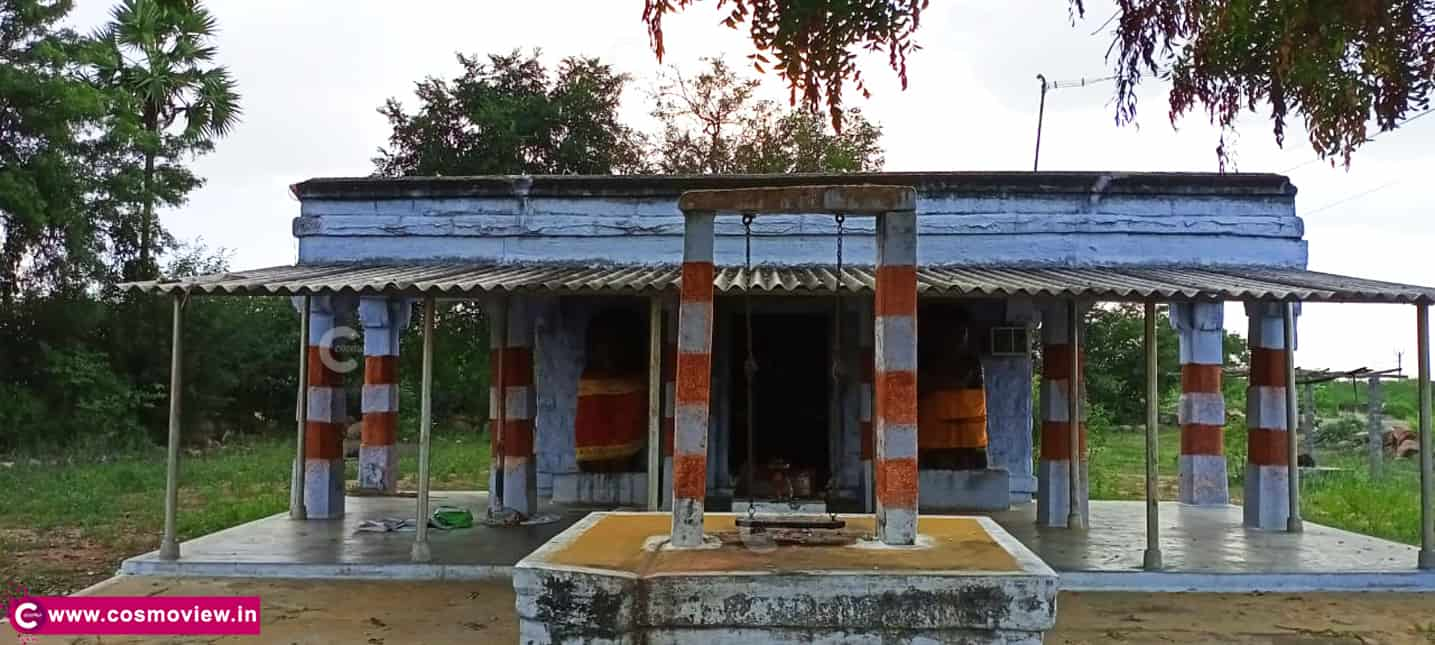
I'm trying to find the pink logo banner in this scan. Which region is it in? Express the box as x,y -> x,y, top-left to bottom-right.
5,596 -> 261,636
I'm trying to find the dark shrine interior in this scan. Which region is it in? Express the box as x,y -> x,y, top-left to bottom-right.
729,312 -> 831,497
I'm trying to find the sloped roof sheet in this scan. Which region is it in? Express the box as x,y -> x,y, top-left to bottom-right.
118,263 -> 1435,304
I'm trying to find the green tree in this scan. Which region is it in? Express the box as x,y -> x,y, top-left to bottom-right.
1081,303 -> 1245,424
653,58 -> 883,174
375,50 -> 655,431
89,0 -> 240,280
0,0 -> 109,305
374,50 -> 645,177
644,1 -> 1435,166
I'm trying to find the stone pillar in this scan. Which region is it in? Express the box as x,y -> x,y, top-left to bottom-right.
1037,302 -> 1088,527
303,296 -> 349,519
1171,302 -> 1229,505
661,304 -> 677,511
874,210 -> 919,545
358,297 -> 409,494
859,301 -> 876,513
1244,302 -> 1297,529
671,212 -> 714,548
490,297 -> 539,517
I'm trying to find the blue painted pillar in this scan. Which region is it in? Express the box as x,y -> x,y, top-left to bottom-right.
1171,302 -> 1230,506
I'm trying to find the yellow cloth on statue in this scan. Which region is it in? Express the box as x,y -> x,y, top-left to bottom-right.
918,388 -> 988,450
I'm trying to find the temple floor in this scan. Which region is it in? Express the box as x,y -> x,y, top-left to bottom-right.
120,492 -> 1435,591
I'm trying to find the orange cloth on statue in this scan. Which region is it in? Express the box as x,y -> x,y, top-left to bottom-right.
574,371 -> 647,463
918,388 -> 988,450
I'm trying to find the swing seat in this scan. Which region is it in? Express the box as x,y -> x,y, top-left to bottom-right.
736,514 -> 846,531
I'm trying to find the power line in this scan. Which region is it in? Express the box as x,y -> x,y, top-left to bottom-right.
1302,178 -> 1405,217
1047,75 -> 1117,90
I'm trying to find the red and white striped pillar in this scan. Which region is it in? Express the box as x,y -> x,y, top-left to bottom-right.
1244,302 -> 1297,529
858,301 -> 876,513
358,297 -> 409,494
874,210 -> 919,545
489,297 -> 538,517
660,304 -> 677,511
1037,302 -> 1088,527
303,296 -> 347,519
671,211 -> 714,548
1172,302 -> 1229,505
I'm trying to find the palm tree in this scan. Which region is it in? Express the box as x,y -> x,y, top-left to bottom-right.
91,0 -> 240,280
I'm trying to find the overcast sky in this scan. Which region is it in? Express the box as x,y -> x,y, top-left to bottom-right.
64,0 -> 1435,371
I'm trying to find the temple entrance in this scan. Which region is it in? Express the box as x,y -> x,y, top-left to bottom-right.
728,312 -> 831,499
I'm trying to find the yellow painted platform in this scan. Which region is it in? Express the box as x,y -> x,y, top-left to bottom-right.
543,513 -> 1019,575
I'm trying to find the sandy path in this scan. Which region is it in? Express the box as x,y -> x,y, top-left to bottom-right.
27,577 -> 1435,644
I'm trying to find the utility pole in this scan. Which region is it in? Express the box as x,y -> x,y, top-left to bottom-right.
1033,75 -> 1048,172
1369,375 -> 1384,478
1032,74 -> 1115,172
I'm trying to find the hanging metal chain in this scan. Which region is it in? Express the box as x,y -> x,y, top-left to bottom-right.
742,213 -> 758,517
827,213 -> 846,519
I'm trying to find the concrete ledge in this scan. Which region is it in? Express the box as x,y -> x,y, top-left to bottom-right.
551,472 -> 648,507
514,513 -> 1058,644
920,468 -> 1011,512
1058,570 -> 1435,593
121,554 -> 512,581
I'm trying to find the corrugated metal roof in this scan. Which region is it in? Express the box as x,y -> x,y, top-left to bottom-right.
118,263 -> 1435,304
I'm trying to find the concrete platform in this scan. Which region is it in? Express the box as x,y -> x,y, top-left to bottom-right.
513,512 -> 1058,644
983,501 -> 1435,592
122,492 -> 588,580
121,494 -> 1435,592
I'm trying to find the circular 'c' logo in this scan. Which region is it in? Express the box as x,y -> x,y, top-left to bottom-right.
10,598 -> 43,632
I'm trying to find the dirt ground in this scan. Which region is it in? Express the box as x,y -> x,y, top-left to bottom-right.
23,577 -> 1435,644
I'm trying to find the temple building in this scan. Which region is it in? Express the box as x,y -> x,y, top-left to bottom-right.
123,172 -> 1435,598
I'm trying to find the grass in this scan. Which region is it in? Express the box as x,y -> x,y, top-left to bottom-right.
0,433 -> 489,595
1316,377 -> 1420,423
1086,423 -> 1425,546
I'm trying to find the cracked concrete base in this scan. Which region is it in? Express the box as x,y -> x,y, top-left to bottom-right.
513,513 -> 1057,644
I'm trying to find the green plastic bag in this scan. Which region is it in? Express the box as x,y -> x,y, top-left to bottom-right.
431,506 -> 474,530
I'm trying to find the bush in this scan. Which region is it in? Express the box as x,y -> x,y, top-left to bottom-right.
1316,414 -> 1365,447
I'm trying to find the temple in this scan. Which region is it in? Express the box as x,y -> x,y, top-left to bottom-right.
120,171 -> 1435,641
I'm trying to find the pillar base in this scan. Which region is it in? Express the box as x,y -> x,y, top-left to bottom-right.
358,444 -> 399,494
877,506 -> 918,545
410,540 -> 431,563
1420,550 -> 1435,570
490,457 -> 538,517
158,539 -> 179,561
1142,549 -> 1163,571
1036,459 -> 1088,527
304,458 -> 345,519
1243,464 -> 1290,530
1179,454 -> 1230,505
670,498 -> 706,548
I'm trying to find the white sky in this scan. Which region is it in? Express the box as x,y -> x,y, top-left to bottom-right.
64,0 -> 1435,371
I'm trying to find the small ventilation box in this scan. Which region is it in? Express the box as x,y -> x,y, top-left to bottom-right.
989,325 -> 1032,357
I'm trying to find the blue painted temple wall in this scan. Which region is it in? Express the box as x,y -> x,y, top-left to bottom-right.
291,173 -> 1302,504
292,174 -> 1304,268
